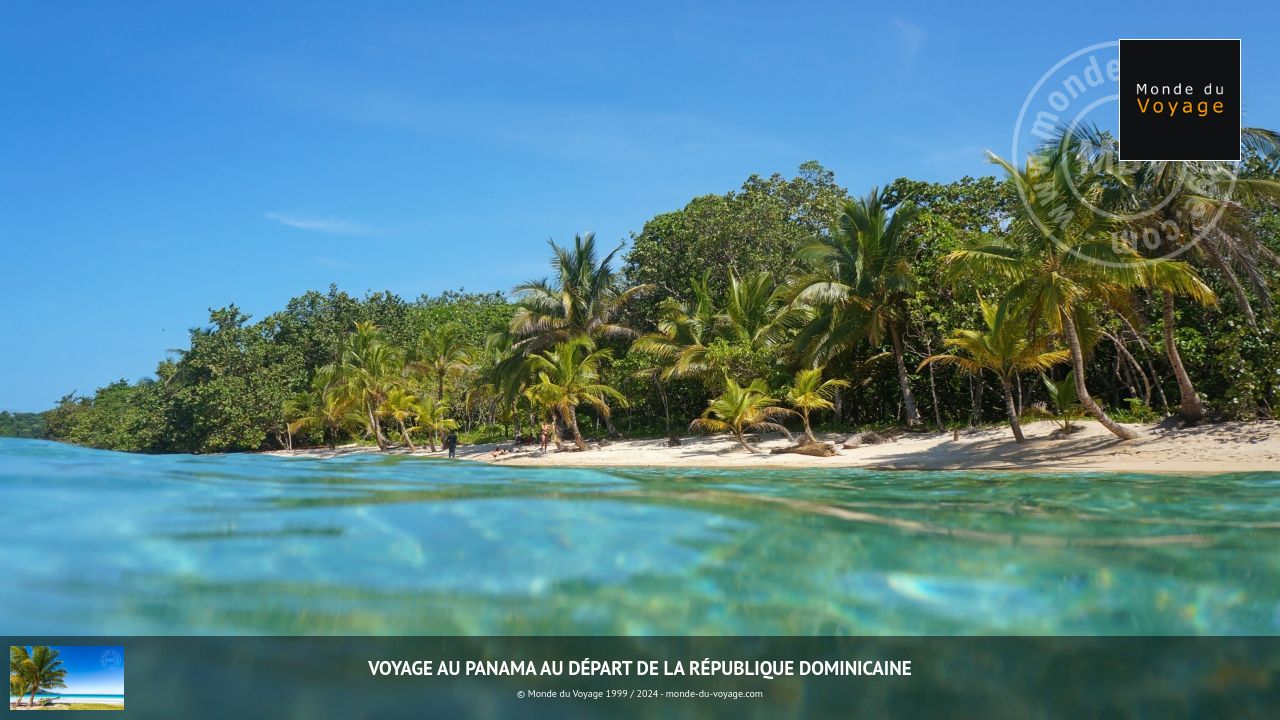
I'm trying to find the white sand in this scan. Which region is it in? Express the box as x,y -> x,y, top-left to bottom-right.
9,699 -> 124,710
269,419 -> 1280,473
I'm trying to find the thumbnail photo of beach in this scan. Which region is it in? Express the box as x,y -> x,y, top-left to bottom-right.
10,646 -> 124,711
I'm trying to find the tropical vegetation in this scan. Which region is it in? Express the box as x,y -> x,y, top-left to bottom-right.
10,646 -> 67,709
10,137 -> 1280,453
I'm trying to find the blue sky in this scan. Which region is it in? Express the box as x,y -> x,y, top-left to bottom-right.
10,646 -> 125,696
3,1 -> 1279,411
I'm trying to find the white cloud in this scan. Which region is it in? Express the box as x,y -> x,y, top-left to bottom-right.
893,18 -> 925,61
265,212 -> 372,235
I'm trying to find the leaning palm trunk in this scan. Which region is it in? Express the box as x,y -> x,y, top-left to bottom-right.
1201,238 -> 1259,330
1061,312 -> 1141,440
603,413 -> 621,438
564,405 -> 588,451
551,409 -> 568,451
889,323 -> 921,426
734,428 -> 759,453
366,403 -> 390,451
1000,378 -> 1025,443
1163,291 -> 1206,423
395,419 -> 417,452
1106,332 -> 1153,405
800,409 -> 816,444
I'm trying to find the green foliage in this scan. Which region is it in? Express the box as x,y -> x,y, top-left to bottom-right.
527,336 -> 628,450
690,378 -> 796,452
168,306 -> 302,453
920,297 -> 1069,382
919,297 -> 1069,440
43,382 -> 168,452
285,365 -> 360,448
42,289 -> 509,453
1041,372 -> 1084,431
34,153 -> 1280,454
785,367 -> 849,442
413,290 -> 514,349
511,232 -> 647,351
458,423 -> 511,445
10,646 -> 67,708
1208,317 -> 1280,419
0,411 -> 47,438
1115,398 -> 1162,423
623,162 -> 846,317
412,397 -> 459,452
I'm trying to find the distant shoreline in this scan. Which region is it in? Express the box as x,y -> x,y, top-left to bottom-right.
266,419 -> 1280,474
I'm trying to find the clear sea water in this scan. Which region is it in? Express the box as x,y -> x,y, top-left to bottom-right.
1,438 -> 1277,635
9,693 -> 124,703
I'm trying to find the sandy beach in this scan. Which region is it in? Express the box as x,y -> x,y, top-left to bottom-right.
269,419 -> 1280,473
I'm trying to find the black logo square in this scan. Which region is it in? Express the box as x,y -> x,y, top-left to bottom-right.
1119,39 -> 1240,161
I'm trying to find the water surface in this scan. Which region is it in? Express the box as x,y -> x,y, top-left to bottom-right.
1,438 -> 1277,635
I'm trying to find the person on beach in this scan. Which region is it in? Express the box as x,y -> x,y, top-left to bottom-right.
446,429 -> 458,459
540,422 -> 551,451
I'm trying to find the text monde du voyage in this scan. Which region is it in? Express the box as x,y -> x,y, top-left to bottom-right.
367,658 -> 912,679
1134,82 -> 1230,118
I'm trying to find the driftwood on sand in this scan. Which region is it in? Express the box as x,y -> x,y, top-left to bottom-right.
841,431 -> 897,449
771,441 -> 839,457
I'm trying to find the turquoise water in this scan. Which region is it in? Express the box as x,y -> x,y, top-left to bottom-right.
1,438 -> 1278,635
9,694 -> 124,703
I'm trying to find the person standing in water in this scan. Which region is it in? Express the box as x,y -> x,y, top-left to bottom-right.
446,429 -> 458,459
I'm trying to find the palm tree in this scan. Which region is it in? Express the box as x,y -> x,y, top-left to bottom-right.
481,332 -> 536,440
635,270 -> 806,386
285,365 -> 357,449
632,270 -> 720,380
1058,125 -> 1231,422
510,232 -> 650,352
1042,371 -> 1084,432
511,233 -> 648,438
381,387 -> 422,451
785,368 -> 850,443
947,147 -> 1148,440
11,646 -> 66,709
414,396 -> 458,452
409,322 -> 473,403
721,271 -> 809,349
919,297 -> 1069,442
794,188 -> 924,425
526,336 -> 628,451
1144,260 -> 1218,422
338,322 -> 403,451
10,646 -> 30,707
1109,127 -> 1280,329
691,378 -> 796,453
